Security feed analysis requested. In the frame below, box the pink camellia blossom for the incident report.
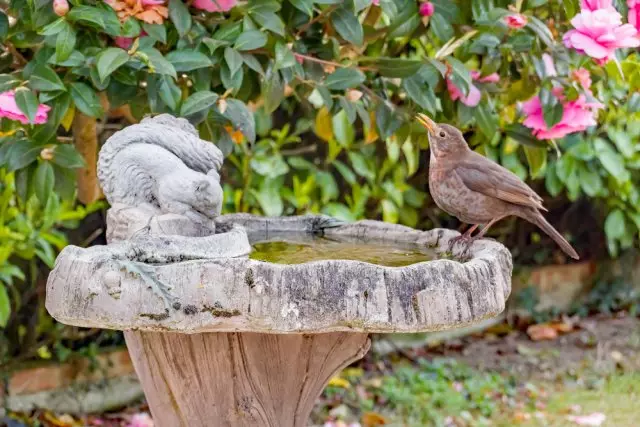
[191,0,235,12]
[126,413,154,427]
[0,91,50,124]
[542,53,557,77]
[446,71,499,107]
[629,0,640,32]
[372,0,380,5]
[563,7,640,64]
[572,68,592,89]
[419,2,435,17]
[53,0,69,16]
[114,31,148,50]
[580,0,612,11]
[504,14,528,29]
[521,87,603,140]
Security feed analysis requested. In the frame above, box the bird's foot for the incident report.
[448,234,472,253]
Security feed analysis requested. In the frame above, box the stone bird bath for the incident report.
[45,115,512,427]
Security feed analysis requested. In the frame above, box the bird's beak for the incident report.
[415,113,437,135]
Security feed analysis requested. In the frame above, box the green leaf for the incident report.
[578,165,602,197]
[376,102,402,139]
[169,0,192,37]
[605,209,626,240]
[224,47,244,75]
[35,161,55,204]
[221,64,244,91]
[545,162,563,196]
[594,138,629,182]
[96,48,130,82]
[181,91,219,117]
[274,42,297,70]
[261,67,284,114]
[381,199,399,223]
[39,18,67,36]
[48,50,86,67]
[142,22,167,44]
[473,103,498,140]
[70,82,103,118]
[222,99,256,143]
[332,6,363,46]
[29,65,66,92]
[67,6,106,29]
[523,146,547,179]
[332,110,354,147]
[290,0,313,15]
[121,17,142,37]
[14,87,40,123]
[138,48,177,78]
[504,123,547,147]
[540,88,564,129]
[0,74,21,92]
[403,75,437,115]
[250,153,289,178]
[242,53,264,75]
[51,144,85,168]
[166,50,212,72]
[249,7,285,36]
[527,16,554,47]
[348,151,375,180]
[364,58,424,78]
[0,283,9,328]
[234,30,268,51]
[56,21,76,63]
[607,128,635,158]
[0,11,8,41]
[158,75,181,111]
[6,139,43,171]
[325,68,365,90]
[431,13,454,42]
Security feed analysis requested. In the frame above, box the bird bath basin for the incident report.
[45,115,512,427]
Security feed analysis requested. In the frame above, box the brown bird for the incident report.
[416,113,579,260]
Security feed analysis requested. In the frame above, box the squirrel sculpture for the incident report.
[97,114,224,225]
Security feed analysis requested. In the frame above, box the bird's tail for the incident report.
[516,209,579,260]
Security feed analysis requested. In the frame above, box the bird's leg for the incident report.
[473,216,505,240]
[448,224,479,252]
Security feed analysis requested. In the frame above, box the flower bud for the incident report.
[346,90,363,102]
[40,147,55,161]
[53,0,69,17]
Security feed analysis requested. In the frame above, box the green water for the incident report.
[249,238,434,266]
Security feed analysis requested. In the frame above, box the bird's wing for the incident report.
[455,151,547,211]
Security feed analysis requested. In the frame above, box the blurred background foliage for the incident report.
[0,0,639,368]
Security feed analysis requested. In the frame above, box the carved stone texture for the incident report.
[46,212,512,334]
[97,114,224,230]
[124,331,370,427]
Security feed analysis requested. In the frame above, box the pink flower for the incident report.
[580,0,612,11]
[419,2,434,17]
[53,0,69,16]
[521,87,603,140]
[446,71,499,107]
[572,68,592,89]
[563,7,640,63]
[629,0,640,32]
[114,31,148,49]
[372,0,380,5]
[127,413,154,427]
[505,14,528,29]
[0,91,50,124]
[191,0,235,12]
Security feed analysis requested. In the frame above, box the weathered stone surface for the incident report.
[46,213,512,334]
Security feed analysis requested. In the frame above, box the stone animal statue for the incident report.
[97,114,224,225]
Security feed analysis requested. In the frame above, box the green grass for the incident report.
[315,359,640,427]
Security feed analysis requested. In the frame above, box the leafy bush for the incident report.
[1,0,640,364]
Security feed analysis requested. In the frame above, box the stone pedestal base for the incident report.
[124,331,371,427]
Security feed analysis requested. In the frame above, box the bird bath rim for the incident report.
[45,213,512,335]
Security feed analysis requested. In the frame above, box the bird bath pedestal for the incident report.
[45,115,512,427]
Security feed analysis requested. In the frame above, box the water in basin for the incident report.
[248,233,435,267]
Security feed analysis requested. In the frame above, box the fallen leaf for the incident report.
[527,324,558,341]
[361,412,387,426]
[327,376,351,389]
[566,412,606,426]
[549,321,574,333]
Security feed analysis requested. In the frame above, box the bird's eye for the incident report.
[439,131,446,138]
